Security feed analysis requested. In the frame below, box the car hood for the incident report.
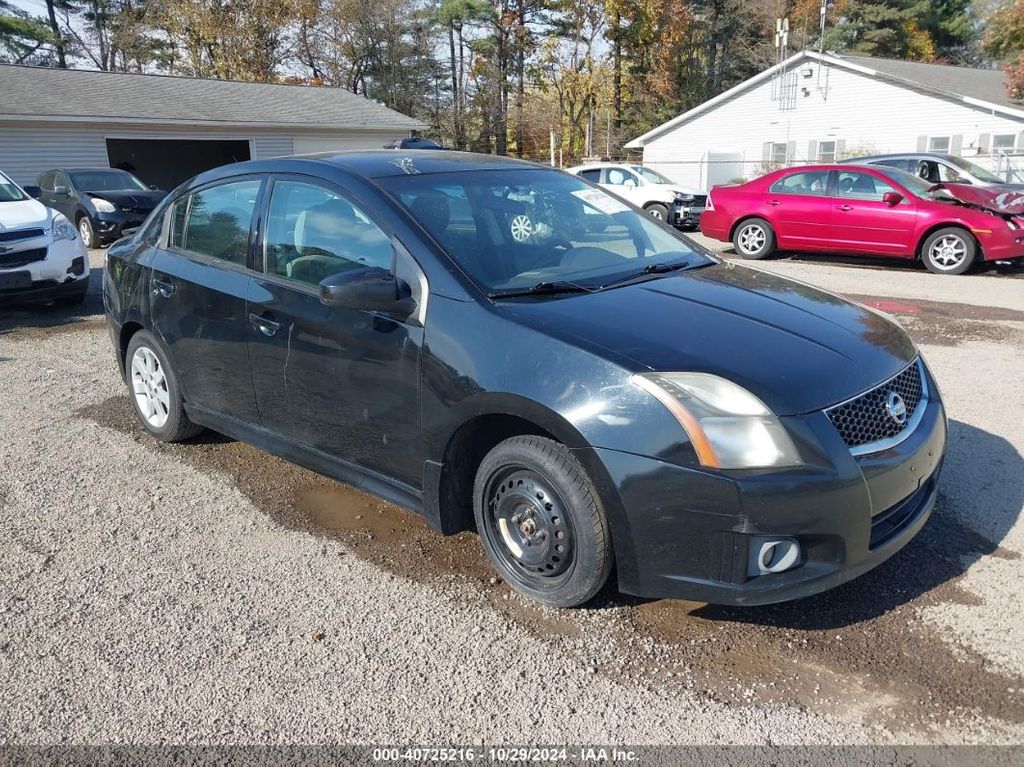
[649,182,703,197]
[935,183,1024,215]
[86,189,164,208]
[0,197,52,229]
[501,263,917,416]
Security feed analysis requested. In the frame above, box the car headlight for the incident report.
[90,197,116,213]
[631,372,802,469]
[675,194,695,203]
[52,213,77,242]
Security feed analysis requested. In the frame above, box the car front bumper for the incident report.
[673,202,705,228]
[0,237,90,303]
[92,209,151,244]
[975,226,1024,261]
[584,374,947,606]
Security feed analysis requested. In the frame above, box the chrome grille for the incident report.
[825,360,925,451]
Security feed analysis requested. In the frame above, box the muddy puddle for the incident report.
[79,394,1024,733]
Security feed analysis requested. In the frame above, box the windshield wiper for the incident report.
[488,279,597,299]
[599,260,695,290]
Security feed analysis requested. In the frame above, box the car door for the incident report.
[38,171,72,220]
[246,176,425,488]
[830,169,917,256]
[763,170,833,250]
[600,167,644,207]
[149,175,265,422]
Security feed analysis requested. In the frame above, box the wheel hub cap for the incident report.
[130,346,170,429]
[738,224,766,253]
[488,470,573,577]
[930,236,966,268]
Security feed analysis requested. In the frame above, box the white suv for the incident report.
[0,170,89,305]
[566,162,706,229]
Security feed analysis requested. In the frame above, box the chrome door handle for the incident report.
[837,204,852,211]
[248,312,281,337]
[767,199,781,206]
[152,279,176,298]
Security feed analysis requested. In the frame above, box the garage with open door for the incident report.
[0,66,427,188]
[106,138,251,190]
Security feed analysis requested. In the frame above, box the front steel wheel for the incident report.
[474,436,612,607]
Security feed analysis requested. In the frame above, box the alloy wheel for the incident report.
[78,218,92,248]
[130,346,170,429]
[510,214,533,242]
[928,234,968,271]
[737,223,766,255]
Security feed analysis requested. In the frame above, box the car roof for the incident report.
[568,162,634,169]
[842,153,956,162]
[269,150,545,179]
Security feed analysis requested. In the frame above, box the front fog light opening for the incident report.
[747,537,801,577]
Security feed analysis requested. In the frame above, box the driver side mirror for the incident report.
[22,185,41,199]
[53,185,69,196]
[319,265,416,318]
[623,179,637,189]
[882,191,904,206]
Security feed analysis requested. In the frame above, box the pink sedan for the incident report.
[699,164,1024,274]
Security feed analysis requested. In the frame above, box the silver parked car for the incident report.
[842,153,1024,191]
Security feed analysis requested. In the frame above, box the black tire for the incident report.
[473,435,612,608]
[124,330,204,443]
[732,217,775,259]
[76,215,96,250]
[644,203,669,222]
[921,227,976,275]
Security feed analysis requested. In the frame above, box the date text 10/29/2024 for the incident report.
[372,747,639,762]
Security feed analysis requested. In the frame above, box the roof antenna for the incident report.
[817,0,831,98]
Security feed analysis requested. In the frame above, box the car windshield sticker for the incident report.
[571,188,630,215]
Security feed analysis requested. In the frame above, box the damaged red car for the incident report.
[699,164,1024,274]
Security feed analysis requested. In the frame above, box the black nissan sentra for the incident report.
[103,151,947,607]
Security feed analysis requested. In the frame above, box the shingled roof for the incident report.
[0,64,427,130]
[840,54,1018,111]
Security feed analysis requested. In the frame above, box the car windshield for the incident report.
[380,168,712,295]
[69,170,148,192]
[0,171,26,202]
[946,156,1004,184]
[632,166,675,184]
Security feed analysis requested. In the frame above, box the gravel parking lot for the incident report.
[1,245,1022,746]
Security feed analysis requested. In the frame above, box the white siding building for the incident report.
[625,52,1024,191]
[0,65,427,189]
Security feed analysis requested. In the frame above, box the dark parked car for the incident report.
[35,168,165,248]
[384,136,445,150]
[103,151,946,607]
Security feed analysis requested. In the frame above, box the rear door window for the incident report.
[174,179,261,266]
[769,171,829,196]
